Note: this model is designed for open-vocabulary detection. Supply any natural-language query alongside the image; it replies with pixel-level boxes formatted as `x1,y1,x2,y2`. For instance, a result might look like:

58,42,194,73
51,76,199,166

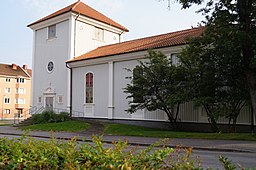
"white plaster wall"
74,20,121,57
32,20,69,110
72,63,109,118
113,60,140,119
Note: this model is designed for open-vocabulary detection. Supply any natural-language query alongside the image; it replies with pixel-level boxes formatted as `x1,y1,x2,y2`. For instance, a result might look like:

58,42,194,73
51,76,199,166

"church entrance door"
45,97,54,111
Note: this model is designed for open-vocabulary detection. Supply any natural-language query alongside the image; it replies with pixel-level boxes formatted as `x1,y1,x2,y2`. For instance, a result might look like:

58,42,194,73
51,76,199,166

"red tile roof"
67,27,204,63
0,64,31,78
28,1,128,32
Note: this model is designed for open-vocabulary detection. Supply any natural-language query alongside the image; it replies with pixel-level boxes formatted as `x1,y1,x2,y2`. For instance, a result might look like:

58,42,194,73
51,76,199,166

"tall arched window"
85,72,93,103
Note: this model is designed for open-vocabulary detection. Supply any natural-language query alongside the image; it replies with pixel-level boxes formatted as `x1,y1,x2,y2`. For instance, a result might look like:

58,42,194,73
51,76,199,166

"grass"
21,120,90,132
104,123,256,141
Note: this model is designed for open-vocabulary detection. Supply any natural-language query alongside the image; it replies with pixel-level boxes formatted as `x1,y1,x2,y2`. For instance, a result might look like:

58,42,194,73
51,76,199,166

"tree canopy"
177,0,256,131
124,50,188,129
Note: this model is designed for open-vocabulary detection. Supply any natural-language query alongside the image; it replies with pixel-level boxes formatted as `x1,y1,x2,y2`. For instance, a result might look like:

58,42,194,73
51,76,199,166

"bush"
0,136,204,169
31,111,70,124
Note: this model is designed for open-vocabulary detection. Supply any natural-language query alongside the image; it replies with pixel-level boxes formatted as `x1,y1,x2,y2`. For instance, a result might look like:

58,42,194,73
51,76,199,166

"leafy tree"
124,50,188,129
180,33,248,132
174,0,255,130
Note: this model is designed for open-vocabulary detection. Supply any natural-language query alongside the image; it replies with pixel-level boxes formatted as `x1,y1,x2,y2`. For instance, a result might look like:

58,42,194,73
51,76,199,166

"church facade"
29,1,253,126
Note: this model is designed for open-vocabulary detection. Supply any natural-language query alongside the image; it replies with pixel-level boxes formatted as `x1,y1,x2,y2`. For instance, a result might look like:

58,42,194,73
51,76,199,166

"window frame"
5,78,11,83
48,24,56,39
4,109,10,114
85,72,94,104
5,87,11,93
169,53,181,66
57,95,63,104
4,98,10,104
16,78,25,84
47,61,54,73
38,96,42,104
93,27,104,41
16,98,26,104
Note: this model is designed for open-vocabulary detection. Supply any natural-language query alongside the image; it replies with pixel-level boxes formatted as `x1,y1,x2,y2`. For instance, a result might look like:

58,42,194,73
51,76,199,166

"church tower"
28,1,128,112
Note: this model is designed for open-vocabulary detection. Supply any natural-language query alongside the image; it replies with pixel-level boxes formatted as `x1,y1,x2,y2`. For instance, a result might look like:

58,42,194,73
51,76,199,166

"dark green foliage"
124,50,189,129
176,0,255,132
0,136,204,169
31,111,70,124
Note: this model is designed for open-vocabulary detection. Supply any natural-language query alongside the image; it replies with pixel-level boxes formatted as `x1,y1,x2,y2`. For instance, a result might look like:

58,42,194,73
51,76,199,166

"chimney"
22,64,28,70
12,64,17,70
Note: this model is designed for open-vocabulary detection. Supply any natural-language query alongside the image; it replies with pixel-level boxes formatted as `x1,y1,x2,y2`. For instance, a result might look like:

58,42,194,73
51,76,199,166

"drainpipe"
66,63,72,117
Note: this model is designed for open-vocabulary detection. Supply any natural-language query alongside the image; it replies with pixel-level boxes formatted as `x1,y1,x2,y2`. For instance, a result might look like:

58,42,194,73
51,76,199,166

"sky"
0,0,205,67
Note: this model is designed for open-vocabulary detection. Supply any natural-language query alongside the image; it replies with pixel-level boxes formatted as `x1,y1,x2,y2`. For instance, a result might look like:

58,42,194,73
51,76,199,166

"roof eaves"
67,42,186,64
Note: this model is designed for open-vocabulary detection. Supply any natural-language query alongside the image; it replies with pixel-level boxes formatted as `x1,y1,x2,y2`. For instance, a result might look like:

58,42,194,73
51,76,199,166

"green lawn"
104,123,256,141
21,120,90,132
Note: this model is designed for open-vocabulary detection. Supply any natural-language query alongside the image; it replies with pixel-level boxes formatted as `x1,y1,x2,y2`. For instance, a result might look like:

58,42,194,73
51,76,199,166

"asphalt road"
1,134,256,169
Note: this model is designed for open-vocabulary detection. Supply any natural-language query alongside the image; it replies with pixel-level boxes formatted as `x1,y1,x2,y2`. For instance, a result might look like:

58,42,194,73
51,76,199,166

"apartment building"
0,63,32,120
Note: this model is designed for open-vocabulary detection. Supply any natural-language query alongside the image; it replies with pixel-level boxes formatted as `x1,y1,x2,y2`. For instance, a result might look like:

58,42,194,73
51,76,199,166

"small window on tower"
93,27,104,41
48,25,56,39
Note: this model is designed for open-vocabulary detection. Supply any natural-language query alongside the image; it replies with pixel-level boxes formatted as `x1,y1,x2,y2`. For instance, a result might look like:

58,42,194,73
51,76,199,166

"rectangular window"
170,53,180,66
4,98,10,104
48,25,56,39
16,98,25,104
16,78,25,84
5,88,11,93
4,109,10,114
38,97,42,103
58,96,63,104
94,27,104,41
16,88,26,94
5,78,11,82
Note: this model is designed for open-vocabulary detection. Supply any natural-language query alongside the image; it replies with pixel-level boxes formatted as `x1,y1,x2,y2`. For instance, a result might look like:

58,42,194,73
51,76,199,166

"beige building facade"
0,63,32,120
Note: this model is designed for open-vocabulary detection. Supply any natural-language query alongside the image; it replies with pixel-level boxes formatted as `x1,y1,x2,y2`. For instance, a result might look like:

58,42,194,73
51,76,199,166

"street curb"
0,132,254,153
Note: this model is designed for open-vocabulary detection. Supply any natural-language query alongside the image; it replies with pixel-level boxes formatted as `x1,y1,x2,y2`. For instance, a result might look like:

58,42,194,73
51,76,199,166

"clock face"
47,61,54,72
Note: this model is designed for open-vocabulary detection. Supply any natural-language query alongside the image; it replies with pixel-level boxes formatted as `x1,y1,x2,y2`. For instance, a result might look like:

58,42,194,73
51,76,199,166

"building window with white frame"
58,96,63,104
4,98,10,104
16,98,26,104
85,72,93,103
16,78,25,84
5,78,11,83
48,24,56,39
4,109,10,114
16,88,26,94
5,88,11,93
93,27,104,41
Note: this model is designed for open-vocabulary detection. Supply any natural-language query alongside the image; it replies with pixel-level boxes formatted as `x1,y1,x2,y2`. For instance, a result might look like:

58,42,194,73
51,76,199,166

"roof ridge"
96,27,203,49
72,1,81,10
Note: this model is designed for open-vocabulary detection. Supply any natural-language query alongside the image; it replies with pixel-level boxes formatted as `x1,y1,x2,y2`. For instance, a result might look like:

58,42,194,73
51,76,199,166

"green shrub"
0,136,204,169
31,111,70,124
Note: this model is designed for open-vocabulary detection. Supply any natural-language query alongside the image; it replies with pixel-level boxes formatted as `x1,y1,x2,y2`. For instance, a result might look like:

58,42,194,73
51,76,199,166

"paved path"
0,125,255,153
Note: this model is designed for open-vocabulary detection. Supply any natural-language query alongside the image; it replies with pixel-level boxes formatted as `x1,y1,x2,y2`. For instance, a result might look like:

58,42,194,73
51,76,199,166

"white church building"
28,1,253,128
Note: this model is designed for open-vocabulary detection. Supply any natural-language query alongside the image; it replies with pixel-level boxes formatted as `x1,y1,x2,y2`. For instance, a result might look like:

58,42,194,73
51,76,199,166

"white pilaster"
31,30,36,107
108,61,114,119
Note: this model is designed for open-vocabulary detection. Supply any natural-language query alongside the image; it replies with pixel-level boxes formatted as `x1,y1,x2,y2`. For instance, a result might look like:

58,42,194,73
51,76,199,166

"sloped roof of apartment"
0,64,31,78
28,1,128,32
68,27,204,63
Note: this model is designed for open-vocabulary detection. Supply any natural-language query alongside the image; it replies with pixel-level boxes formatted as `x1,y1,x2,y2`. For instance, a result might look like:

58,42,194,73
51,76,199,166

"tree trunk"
164,108,176,129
